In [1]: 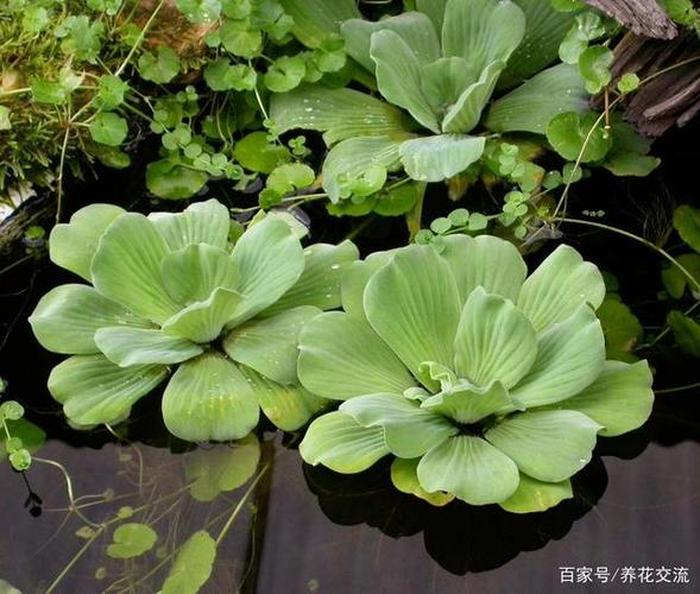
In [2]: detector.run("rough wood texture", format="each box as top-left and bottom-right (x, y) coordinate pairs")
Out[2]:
(0, 194), (52, 265)
(593, 31), (700, 136)
(584, 0), (678, 39)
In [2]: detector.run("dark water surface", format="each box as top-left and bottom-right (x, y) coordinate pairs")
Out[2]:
(1, 122), (699, 593)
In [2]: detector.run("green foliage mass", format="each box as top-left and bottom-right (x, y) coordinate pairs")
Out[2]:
(28, 199), (358, 440)
(298, 238), (654, 512)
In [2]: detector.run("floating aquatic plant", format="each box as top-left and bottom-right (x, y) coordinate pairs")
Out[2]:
(29, 199), (357, 441)
(298, 237), (654, 512)
(271, 0), (587, 200)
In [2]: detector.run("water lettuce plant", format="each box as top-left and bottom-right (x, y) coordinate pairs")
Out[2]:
(298, 237), (654, 512)
(29, 199), (358, 441)
(271, 0), (587, 200)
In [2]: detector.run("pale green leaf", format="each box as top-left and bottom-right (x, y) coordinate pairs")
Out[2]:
(417, 435), (520, 505)
(517, 244), (605, 332)
(485, 410), (601, 482)
(49, 203), (125, 281)
(340, 393), (457, 458)
(552, 360), (653, 437)
(439, 234), (527, 303)
(398, 134), (485, 182)
(48, 355), (167, 426)
(223, 306), (320, 385)
(228, 216), (305, 325)
(390, 457), (454, 506)
(160, 244), (239, 305)
(161, 287), (243, 344)
(162, 353), (259, 442)
(421, 379), (520, 424)
(29, 284), (150, 355)
(239, 366), (327, 431)
(107, 523), (157, 559)
(416, 0), (447, 33)
(279, 0), (360, 48)
(370, 29), (440, 133)
(340, 250), (395, 320)
(91, 213), (181, 325)
(442, 60), (504, 133)
(299, 411), (390, 473)
(485, 63), (588, 134)
(298, 311), (415, 400)
(148, 199), (231, 251)
(270, 86), (410, 145)
(342, 12), (441, 73)
(265, 241), (359, 314)
(95, 327), (203, 366)
(161, 530), (216, 594)
(453, 287), (537, 388)
(364, 245), (462, 379)
(186, 435), (261, 502)
(441, 0), (525, 73)
(499, 473), (573, 513)
(322, 135), (409, 202)
(499, 0), (576, 88)
(420, 57), (479, 117)
(511, 304), (605, 408)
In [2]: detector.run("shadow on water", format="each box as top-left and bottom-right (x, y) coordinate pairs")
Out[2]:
(304, 457), (609, 575)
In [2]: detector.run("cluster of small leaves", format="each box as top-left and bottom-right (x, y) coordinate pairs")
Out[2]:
(557, 9), (616, 94)
(0, 391), (32, 472)
(182, 0), (347, 95)
(660, 0), (700, 35)
(546, 112), (660, 177)
(145, 87), (255, 199)
(415, 208), (490, 246)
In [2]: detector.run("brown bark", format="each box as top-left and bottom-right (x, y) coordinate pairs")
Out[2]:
(594, 31), (700, 136)
(583, 0), (678, 39)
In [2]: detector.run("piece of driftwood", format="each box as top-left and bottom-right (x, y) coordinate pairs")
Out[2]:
(593, 31), (700, 136)
(0, 194), (53, 266)
(583, 0), (678, 39)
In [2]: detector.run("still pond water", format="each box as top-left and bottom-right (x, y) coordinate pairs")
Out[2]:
(1, 126), (699, 593)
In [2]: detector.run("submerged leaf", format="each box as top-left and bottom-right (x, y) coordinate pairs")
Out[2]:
(161, 530), (217, 594)
(107, 523), (157, 559)
(186, 435), (261, 502)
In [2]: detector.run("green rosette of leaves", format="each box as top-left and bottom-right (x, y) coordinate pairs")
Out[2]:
(28, 199), (358, 441)
(297, 236), (654, 512)
(271, 0), (588, 200)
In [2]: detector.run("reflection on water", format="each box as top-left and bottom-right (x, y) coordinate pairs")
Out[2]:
(1, 399), (697, 594)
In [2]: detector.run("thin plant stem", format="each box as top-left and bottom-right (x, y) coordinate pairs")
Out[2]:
(555, 217), (700, 293)
(655, 381), (700, 394)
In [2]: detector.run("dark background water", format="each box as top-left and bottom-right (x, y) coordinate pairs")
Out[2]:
(0, 119), (699, 593)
